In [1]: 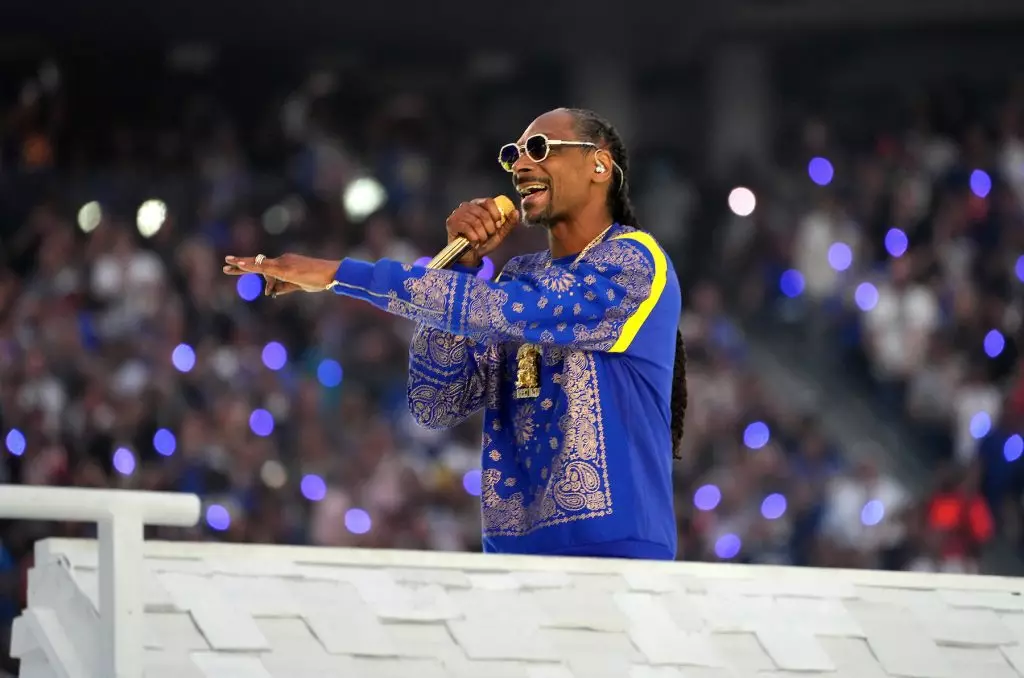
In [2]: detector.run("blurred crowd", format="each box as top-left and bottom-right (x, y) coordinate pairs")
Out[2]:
(1, 50), (1022, 671)
(715, 78), (1024, 577)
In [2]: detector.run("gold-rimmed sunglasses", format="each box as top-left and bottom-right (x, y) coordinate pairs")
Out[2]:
(498, 133), (598, 172)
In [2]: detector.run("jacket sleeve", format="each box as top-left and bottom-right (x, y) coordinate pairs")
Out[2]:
(331, 233), (668, 353)
(406, 325), (502, 430)
(405, 263), (500, 430)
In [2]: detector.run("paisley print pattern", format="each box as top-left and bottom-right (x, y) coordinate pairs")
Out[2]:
(354, 226), (662, 534)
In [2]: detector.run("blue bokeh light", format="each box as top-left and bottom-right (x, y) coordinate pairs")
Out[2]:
(345, 508), (372, 534)
(262, 341), (288, 371)
(970, 412), (992, 440)
(743, 421), (771, 450)
(970, 169), (992, 199)
(153, 428), (176, 457)
(885, 228), (908, 258)
(479, 256), (496, 279)
(414, 256), (431, 268)
(808, 157), (834, 186)
(317, 359), (344, 388)
(463, 469), (482, 496)
(984, 330), (1005, 358)
(715, 534), (742, 560)
(206, 505), (231, 531)
(694, 484), (722, 511)
(1004, 435), (1023, 463)
(236, 273), (262, 302)
(827, 242), (853, 271)
(5, 429), (26, 456)
(861, 500), (885, 526)
(249, 409), (275, 437)
(1016, 255), (1024, 283)
(300, 474), (327, 501)
(112, 447), (136, 476)
(855, 282), (879, 311)
(171, 344), (196, 373)
(761, 493), (787, 520)
(780, 270), (805, 298)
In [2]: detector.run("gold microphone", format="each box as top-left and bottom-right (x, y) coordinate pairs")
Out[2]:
(427, 195), (517, 270)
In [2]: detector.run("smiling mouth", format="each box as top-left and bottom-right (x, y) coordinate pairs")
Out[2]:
(517, 183), (548, 196)
(517, 183), (549, 208)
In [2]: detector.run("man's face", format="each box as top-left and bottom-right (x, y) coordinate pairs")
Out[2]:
(509, 110), (593, 228)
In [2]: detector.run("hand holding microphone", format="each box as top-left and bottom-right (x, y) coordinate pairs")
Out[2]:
(433, 195), (519, 269)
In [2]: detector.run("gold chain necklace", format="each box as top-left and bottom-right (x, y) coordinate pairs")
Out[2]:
(548, 223), (615, 270)
(515, 224), (615, 398)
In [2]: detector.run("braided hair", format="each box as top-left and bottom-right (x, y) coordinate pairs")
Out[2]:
(567, 108), (688, 460)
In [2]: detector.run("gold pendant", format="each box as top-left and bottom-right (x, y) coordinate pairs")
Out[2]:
(514, 344), (541, 399)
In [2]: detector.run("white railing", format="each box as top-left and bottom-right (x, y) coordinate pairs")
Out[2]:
(0, 487), (201, 678)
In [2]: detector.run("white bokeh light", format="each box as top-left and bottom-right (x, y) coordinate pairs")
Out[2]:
(262, 195), (306, 235)
(342, 177), (387, 222)
(136, 199), (167, 238)
(77, 201), (103, 233)
(260, 459), (288, 489)
(262, 204), (290, 235)
(728, 187), (756, 217)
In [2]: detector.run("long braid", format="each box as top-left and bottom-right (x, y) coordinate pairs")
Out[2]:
(568, 108), (687, 460)
(670, 330), (688, 460)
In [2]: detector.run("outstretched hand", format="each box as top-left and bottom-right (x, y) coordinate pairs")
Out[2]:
(222, 253), (341, 297)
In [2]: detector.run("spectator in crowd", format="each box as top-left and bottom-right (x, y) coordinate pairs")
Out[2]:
(793, 193), (862, 303)
(863, 254), (940, 393)
(821, 457), (911, 570)
(916, 463), (994, 573)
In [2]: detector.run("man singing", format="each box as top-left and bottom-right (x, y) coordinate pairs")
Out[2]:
(224, 108), (686, 560)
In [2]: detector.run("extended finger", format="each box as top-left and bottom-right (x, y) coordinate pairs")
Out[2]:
(225, 255), (258, 269)
(224, 255), (272, 271)
(225, 255), (281, 277)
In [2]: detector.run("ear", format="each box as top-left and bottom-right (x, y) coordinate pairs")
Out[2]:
(592, 148), (615, 187)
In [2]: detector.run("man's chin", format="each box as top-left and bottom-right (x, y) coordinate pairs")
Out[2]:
(522, 210), (554, 229)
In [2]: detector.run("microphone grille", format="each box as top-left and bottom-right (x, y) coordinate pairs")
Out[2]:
(494, 195), (516, 224)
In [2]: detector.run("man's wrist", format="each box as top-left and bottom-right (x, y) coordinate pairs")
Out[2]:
(324, 259), (348, 291)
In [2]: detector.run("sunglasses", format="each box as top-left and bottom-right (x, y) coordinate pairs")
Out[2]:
(498, 133), (598, 172)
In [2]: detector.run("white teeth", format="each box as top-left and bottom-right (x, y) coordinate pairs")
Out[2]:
(517, 184), (547, 196)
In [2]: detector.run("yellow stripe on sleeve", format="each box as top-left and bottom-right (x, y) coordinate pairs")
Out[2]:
(607, 232), (668, 354)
